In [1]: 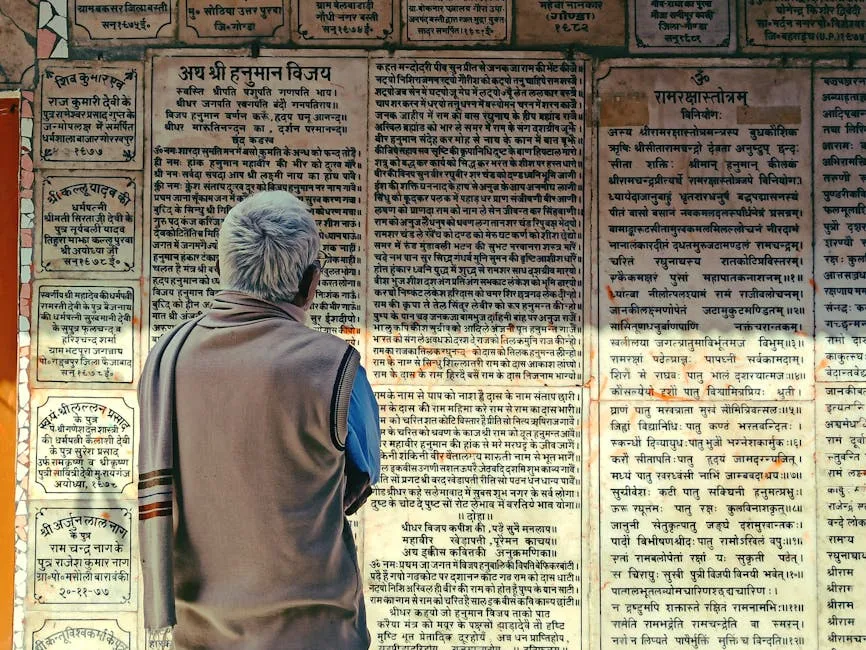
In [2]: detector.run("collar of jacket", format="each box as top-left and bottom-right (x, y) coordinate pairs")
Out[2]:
(201, 290), (307, 328)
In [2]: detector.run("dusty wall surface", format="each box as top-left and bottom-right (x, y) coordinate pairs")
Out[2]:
(5, 0), (866, 648)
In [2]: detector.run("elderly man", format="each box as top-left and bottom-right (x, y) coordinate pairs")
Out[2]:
(138, 191), (379, 649)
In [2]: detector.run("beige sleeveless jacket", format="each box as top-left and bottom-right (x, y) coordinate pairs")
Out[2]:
(170, 291), (367, 650)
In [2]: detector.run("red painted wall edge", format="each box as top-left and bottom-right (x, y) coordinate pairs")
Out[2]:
(0, 97), (21, 650)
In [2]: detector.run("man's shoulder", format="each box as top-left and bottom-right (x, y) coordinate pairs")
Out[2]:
(146, 316), (204, 359)
(256, 320), (359, 370)
(274, 319), (351, 346)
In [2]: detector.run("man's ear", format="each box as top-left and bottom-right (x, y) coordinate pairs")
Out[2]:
(293, 264), (320, 309)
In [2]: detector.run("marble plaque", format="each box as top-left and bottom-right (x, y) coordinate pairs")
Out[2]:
(403, 0), (509, 44)
(30, 505), (134, 608)
(597, 62), (813, 401)
(72, 0), (173, 41)
(742, 0), (866, 51)
(292, 0), (395, 43)
(630, 0), (734, 52)
(37, 63), (143, 169)
(31, 394), (135, 497)
(515, 0), (625, 47)
(37, 174), (139, 275)
(181, 0), (289, 41)
(27, 614), (134, 650)
(34, 283), (137, 385)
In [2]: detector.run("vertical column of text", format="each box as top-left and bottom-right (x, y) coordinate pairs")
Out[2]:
(815, 68), (866, 649)
(597, 63), (816, 649)
(366, 55), (585, 649)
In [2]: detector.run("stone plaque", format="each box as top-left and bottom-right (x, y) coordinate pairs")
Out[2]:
(34, 283), (137, 384)
(72, 0), (173, 41)
(148, 53), (367, 345)
(181, 0), (289, 41)
(292, 0), (395, 42)
(599, 400), (817, 648)
(31, 395), (135, 497)
(368, 54), (585, 386)
(37, 174), (139, 275)
(403, 0), (510, 44)
(630, 0), (733, 52)
(27, 615), (134, 650)
(38, 63), (143, 169)
(365, 386), (583, 647)
(743, 0), (866, 51)
(31, 505), (134, 608)
(817, 384), (866, 648)
(515, 0), (625, 47)
(597, 63), (813, 400)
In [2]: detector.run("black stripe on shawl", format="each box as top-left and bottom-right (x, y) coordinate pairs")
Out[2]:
(139, 468), (173, 481)
(138, 475), (173, 490)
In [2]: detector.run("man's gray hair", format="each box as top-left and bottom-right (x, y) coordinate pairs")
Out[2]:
(218, 191), (320, 303)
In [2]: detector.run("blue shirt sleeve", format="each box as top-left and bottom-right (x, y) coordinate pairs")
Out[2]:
(346, 365), (381, 484)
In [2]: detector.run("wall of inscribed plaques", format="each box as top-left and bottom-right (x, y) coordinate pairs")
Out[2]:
(6, 1), (866, 649)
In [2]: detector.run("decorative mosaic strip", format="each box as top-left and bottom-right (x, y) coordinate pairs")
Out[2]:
(37, 0), (68, 59)
(14, 90), (34, 650)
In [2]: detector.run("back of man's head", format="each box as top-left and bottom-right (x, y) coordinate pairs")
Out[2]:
(218, 191), (320, 303)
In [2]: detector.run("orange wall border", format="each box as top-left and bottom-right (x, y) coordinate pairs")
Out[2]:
(0, 96), (20, 650)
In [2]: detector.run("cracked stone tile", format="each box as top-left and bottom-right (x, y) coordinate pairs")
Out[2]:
(36, 26), (55, 58)
(50, 0), (67, 18)
(50, 37), (67, 58)
(47, 13), (65, 38)
(38, 1), (52, 27)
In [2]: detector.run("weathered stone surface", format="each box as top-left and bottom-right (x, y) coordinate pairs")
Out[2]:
(0, 2), (36, 87)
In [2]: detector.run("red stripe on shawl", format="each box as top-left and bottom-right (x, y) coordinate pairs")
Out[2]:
(139, 500), (172, 513)
(138, 476), (173, 489)
(139, 509), (172, 521)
